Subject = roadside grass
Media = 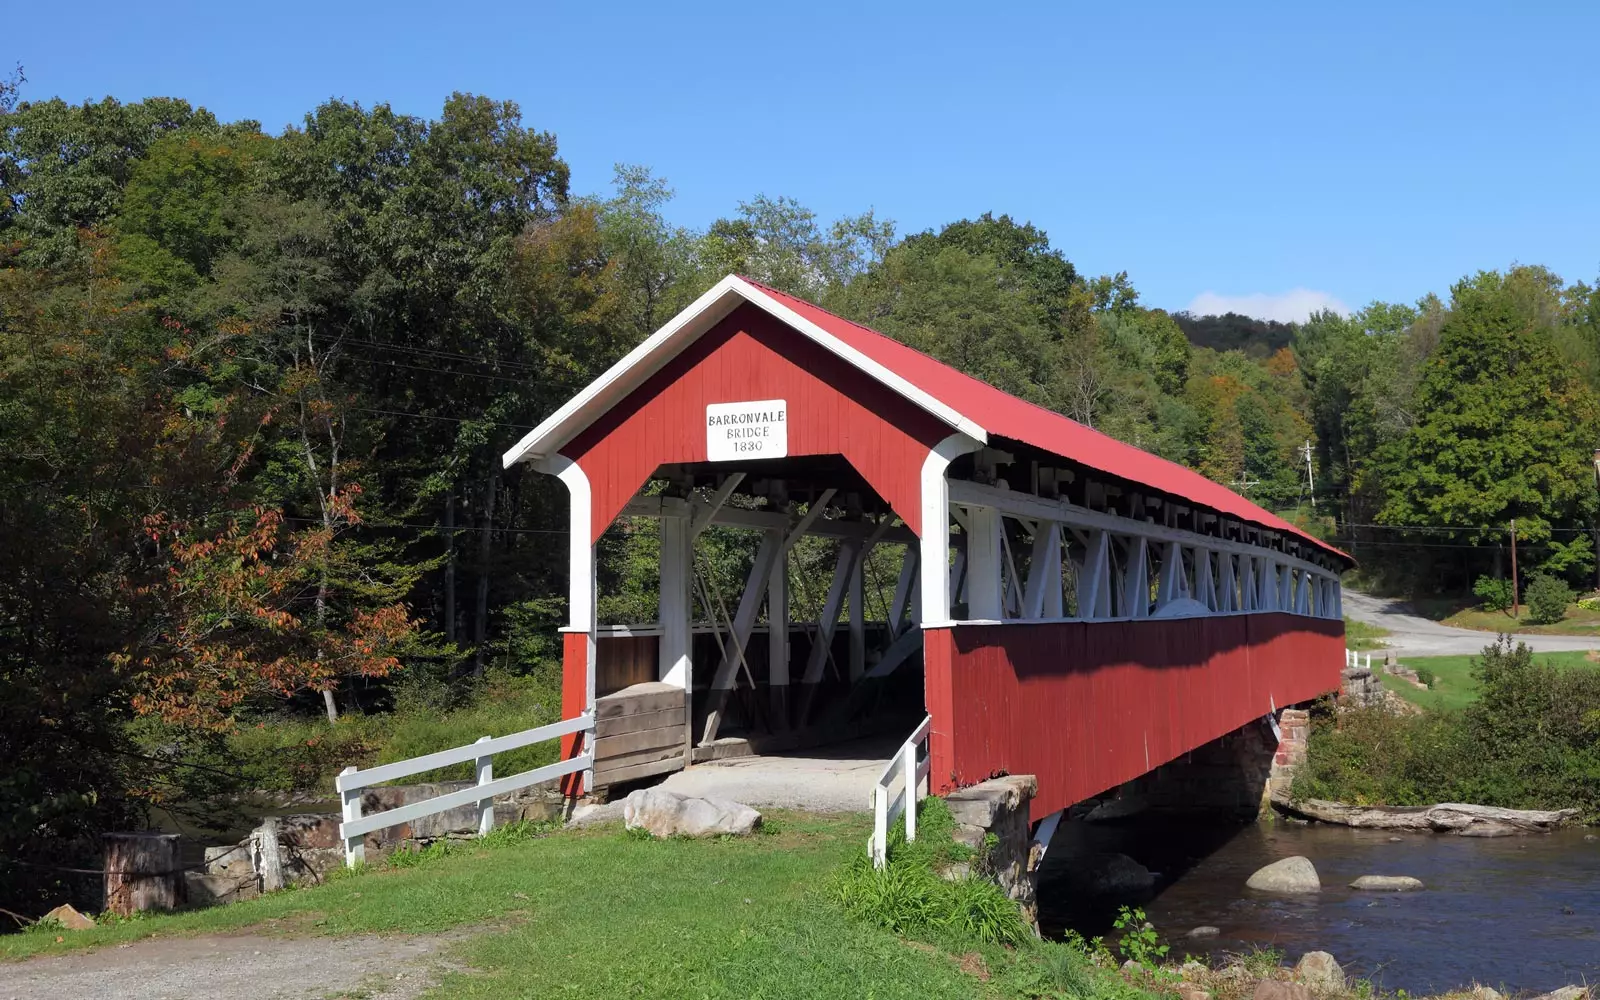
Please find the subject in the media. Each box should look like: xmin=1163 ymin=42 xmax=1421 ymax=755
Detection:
xmin=2 ymin=811 xmax=1149 ymax=1000
xmin=1407 ymin=596 xmax=1600 ymax=636
xmin=1381 ymin=650 xmax=1598 ymax=711
xmin=1343 ymin=617 xmax=1391 ymax=651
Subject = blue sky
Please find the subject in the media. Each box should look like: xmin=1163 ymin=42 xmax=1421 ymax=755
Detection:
xmin=11 ymin=1 xmax=1599 ymax=320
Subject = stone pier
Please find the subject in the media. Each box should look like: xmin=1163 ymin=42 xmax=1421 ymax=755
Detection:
xmin=943 ymin=775 xmax=1042 ymax=929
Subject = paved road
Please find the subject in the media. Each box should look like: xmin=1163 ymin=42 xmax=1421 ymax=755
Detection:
xmin=1342 ymin=590 xmax=1600 ymax=657
xmin=657 ymin=736 xmax=896 ymax=812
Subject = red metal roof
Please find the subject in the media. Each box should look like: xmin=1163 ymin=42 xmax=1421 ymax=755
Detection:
xmin=746 ymin=279 xmax=1350 ymax=565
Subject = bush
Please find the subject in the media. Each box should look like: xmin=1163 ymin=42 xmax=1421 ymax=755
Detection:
xmin=1525 ymin=574 xmax=1573 ymax=625
xmin=1473 ymin=575 xmax=1515 ymax=613
xmin=1294 ymin=637 xmax=1600 ymax=819
xmin=222 ymin=668 xmax=561 ymax=792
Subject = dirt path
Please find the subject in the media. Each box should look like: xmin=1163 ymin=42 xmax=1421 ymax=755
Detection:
xmin=1 ymin=931 xmax=462 ymax=1000
xmin=1343 ymin=590 xmax=1600 ymax=657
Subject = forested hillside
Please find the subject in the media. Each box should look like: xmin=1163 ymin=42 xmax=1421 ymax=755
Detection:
xmin=5 ymin=84 xmax=1600 ymax=906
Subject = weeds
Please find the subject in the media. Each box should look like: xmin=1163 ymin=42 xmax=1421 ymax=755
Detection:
xmin=828 ymin=797 xmax=1031 ymax=948
xmin=1112 ymin=906 xmax=1169 ymax=968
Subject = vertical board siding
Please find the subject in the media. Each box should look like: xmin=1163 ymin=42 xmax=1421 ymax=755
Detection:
xmin=561 ymin=303 xmax=954 ymax=541
xmin=559 ymin=630 xmax=589 ymax=796
xmin=924 ymin=614 xmax=1344 ymax=820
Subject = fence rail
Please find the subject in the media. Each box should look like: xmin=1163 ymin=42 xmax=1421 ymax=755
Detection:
xmin=335 ymin=713 xmax=594 ymax=866
xmin=869 ymin=714 xmax=932 ymax=869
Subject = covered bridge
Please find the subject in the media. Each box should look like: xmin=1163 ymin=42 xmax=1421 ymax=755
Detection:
xmin=501 ymin=274 xmax=1350 ymax=823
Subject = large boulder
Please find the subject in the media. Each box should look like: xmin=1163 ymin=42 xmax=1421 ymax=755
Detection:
xmin=622 ymin=788 xmax=761 ymax=838
xmin=1246 ymin=856 xmax=1320 ymax=893
xmin=1350 ymin=875 xmax=1424 ymax=891
xmin=1294 ymin=951 xmax=1345 ymax=990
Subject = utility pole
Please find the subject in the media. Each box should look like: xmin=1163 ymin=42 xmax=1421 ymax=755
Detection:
xmin=1229 ymin=474 xmax=1261 ymax=495
xmin=1300 ymin=440 xmax=1316 ymax=510
xmin=1510 ymin=519 xmax=1520 ymax=620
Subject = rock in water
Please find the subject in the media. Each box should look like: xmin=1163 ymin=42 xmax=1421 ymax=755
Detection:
xmin=622 ymin=788 xmax=761 ymax=838
xmin=41 ymin=903 xmax=95 ymax=930
xmin=1253 ymin=981 xmax=1312 ymax=1000
xmin=1246 ymin=856 xmax=1321 ymax=893
xmin=1294 ymin=951 xmax=1345 ymax=990
xmin=1187 ymin=925 xmax=1221 ymax=939
xmin=1350 ymin=875 xmax=1424 ymax=891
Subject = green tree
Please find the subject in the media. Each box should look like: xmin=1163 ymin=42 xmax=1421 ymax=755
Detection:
xmin=1372 ymin=270 xmax=1600 ymax=580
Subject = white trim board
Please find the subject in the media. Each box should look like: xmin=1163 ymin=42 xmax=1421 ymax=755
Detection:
xmin=501 ymin=275 xmax=988 ymax=469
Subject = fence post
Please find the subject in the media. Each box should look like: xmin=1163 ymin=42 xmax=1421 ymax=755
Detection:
xmin=873 ymin=786 xmax=889 ymax=869
xmin=340 ymin=766 xmax=365 ymax=868
xmin=902 ymin=739 xmax=919 ymax=843
xmin=475 ymin=735 xmax=495 ymax=836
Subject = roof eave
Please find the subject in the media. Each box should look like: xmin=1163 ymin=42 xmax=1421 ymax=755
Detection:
xmin=501 ymin=275 xmax=986 ymax=469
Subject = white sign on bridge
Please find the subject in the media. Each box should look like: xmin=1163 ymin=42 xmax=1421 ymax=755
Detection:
xmin=706 ymin=399 xmax=787 ymax=462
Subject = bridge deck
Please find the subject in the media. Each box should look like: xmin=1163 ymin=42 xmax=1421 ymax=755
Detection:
xmin=656 ymin=736 xmax=898 ymax=813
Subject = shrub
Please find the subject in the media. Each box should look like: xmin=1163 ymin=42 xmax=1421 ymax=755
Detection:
xmin=1414 ymin=666 xmax=1436 ymax=689
xmin=1473 ymin=575 xmax=1516 ymax=613
xmin=1294 ymin=637 xmax=1600 ymax=820
xmin=1524 ymin=574 xmax=1573 ymax=625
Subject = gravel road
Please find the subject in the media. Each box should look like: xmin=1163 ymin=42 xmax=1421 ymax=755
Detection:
xmin=2 ymin=931 xmax=458 ymax=1000
xmin=1342 ymin=589 xmax=1600 ymax=657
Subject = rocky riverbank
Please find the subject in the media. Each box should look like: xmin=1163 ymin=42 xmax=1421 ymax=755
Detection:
xmin=1275 ymin=799 xmax=1581 ymax=836
xmin=1137 ymin=949 xmax=1591 ymax=1000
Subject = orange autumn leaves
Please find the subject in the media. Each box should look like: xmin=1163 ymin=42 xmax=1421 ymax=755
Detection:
xmin=116 ymin=488 xmax=415 ymax=731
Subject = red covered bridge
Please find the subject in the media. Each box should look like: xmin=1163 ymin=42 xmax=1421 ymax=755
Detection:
xmin=501 ymin=275 xmax=1350 ymax=830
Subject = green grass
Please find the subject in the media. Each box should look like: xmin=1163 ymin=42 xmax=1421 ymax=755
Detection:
xmin=223 ymin=670 xmax=562 ymax=791
xmin=1381 ymin=650 xmax=1599 ymax=711
xmin=3 ymin=811 xmax=1148 ymax=1000
xmin=1343 ymin=617 xmax=1391 ymax=651
xmin=1413 ymin=598 xmax=1600 ymax=636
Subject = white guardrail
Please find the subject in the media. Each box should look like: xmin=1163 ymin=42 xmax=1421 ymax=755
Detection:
xmin=335 ymin=713 xmax=594 ymax=866
xmin=1345 ymin=649 xmax=1373 ymax=671
xmin=868 ymin=715 xmax=932 ymax=869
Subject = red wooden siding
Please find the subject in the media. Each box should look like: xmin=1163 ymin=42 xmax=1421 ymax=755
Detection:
xmin=561 ymin=303 xmax=954 ymax=541
xmin=923 ymin=614 xmax=1344 ymax=820
xmin=560 ymin=630 xmax=589 ymax=796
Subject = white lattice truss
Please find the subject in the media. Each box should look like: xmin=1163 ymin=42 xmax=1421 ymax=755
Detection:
xmin=940 ymin=479 xmax=1342 ymax=624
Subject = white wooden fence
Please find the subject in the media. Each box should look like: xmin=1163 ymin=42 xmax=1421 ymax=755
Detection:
xmin=868 ymin=714 xmax=932 ymax=869
xmin=1345 ymin=648 xmax=1373 ymax=671
xmin=335 ymin=713 xmax=594 ymax=866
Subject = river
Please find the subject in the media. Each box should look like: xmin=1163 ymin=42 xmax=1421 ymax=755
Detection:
xmin=1037 ymin=817 xmax=1600 ymax=994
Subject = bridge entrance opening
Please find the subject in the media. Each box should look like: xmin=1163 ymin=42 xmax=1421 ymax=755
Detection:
xmin=592 ymin=454 xmax=927 ymax=788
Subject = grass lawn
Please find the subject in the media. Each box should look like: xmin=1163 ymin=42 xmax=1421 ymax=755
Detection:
xmin=1343 ymin=617 xmax=1390 ymax=651
xmin=1429 ymin=601 xmax=1600 ymax=636
xmin=1 ymin=812 xmax=1141 ymax=1000
xmin=1381 ymin=650 xmax=1599 ymax=711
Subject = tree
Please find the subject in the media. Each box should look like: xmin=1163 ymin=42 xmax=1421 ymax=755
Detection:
xmin=0 ymin=93 xmax=240 ymax=263
xmin=1373 ymin=270 xmax=1600 ymax=573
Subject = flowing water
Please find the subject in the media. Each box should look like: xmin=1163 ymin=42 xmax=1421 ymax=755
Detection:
xmin=1038 ymin=818 xmax=1600 ymax=994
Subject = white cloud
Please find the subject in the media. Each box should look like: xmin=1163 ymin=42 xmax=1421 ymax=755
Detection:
xmin=1184 ymin=289 xmax=1350 ymax=324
